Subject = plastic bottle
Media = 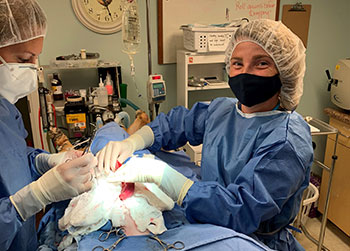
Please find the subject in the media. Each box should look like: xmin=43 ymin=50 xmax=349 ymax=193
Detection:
xmin=122 ymin=0 xmax=141 ymax=55
xmin=51 ymin=73 xmax=64 ymax=101
xmin=105 ymin=72 xmax=114 ymax=95
xmin=96 ymin=114 xmax=103 ymax=129
xmin=97 ymin=78 xmax=108 ymax=107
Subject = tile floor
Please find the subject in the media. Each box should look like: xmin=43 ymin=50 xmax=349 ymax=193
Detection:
xmin=295 ymin=217 xmax=350 ymax=250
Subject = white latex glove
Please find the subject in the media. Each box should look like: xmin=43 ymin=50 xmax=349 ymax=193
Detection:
xmin=35 ymin=150 xmax=83 ymax=175
xmin=10 ymin=153 xmax=97 ymax=221
xmin=107 ymin=157 xmax=194 ymax=205
xmin=97 ymin=139 xmax=134 ymax=175
xmin=97 ymin=126 xmax=154 ymax=174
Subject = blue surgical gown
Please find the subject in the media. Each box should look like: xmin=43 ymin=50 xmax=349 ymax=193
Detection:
xmin=0 ymin=97 xmax=45 ymax=251
xmin=148 ymin=98 xmax=313 ymax=251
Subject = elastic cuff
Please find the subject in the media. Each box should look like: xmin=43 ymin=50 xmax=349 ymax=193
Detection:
xmin=35 ymin=153 xmax=51 ymax=175
xmin=135 ymin=126 xmax=154 ymax=148
xmin=10 ymin=185 xmax=45 ymax=221
xmin=127 ymin=125 xmax=154 ymax=151
xmin=9 ymin=196 xmax=24 ymax=221
xmin=177 ymin=179 xmax=194 ymax=206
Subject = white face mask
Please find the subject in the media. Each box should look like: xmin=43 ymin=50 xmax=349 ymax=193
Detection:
xmin=0 ymin=56 xmax=38 ymax=104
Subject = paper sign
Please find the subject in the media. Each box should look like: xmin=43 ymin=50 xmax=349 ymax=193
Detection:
xmin=208 ymin=33 xmax=231 ymax=52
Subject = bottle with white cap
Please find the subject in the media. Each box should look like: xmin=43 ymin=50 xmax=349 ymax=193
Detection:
xmin=105 ymin=72 xmax=114 ymax=95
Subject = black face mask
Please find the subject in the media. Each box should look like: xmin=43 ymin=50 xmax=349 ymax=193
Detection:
xmin=228 ymin=73 xmax=282 ymax=107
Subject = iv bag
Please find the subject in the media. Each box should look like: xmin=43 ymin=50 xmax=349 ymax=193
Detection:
xmin=122 ymin=0 xmax=141 ymax=55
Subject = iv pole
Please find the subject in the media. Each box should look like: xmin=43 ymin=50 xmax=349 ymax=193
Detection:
xmin=145 ymin=0 xmax=157 ymax=121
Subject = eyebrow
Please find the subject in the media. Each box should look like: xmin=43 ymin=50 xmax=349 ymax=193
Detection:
xmin=19 ymin=51 xmax=37 ymax=57
xmin=231 ymin=54 xmax=272 ymax=61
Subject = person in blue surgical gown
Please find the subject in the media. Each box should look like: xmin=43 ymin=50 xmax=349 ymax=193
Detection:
xmin=97 ymin=19 xmax=313 ymax=251
xmin=0 ymin=1 xmax=96 ymax=250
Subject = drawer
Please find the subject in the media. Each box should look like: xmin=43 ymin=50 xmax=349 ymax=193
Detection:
xmin=328 ymin=117 xmax=350 ymax=148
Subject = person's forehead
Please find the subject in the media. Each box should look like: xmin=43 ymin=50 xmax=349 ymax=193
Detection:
xmin=0 ymin=37 xmax=44 ymax=56
xmin=232 ymin=41 xmax=270 ymax=57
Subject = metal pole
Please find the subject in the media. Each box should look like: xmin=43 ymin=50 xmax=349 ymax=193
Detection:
xmin=317 ymin=132 xmax=339 ymax=251
xmin=145 ymin=0 xmax=154 ymax=120
xmin=146 ymin=0 xmax=152 ymax=76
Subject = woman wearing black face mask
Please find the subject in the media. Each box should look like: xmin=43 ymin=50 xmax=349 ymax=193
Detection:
xmin=98 ymin=19 xmax=313 ymax=251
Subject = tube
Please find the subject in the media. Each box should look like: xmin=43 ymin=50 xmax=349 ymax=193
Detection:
xmin=119 ymin=98 xmax=139 ymax=111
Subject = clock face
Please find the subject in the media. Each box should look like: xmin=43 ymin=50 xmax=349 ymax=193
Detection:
xmin=72 ymin=0 xmax=123 ymax=34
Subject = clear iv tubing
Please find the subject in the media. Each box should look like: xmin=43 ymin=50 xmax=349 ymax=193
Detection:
xmin=128 ymin=54 xmax=143 ymax=98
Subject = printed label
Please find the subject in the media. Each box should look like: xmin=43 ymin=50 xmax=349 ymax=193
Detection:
xmin=66 ymin=113 xmax=86 ymax=129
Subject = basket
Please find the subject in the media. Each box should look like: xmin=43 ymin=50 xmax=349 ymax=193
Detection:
xmin=180 ymin=19 xmax=248 ymax=53
xmin=181 ymin=26 xmax=236 ymax=53
xmin=298 ymin=183 xmax=320 ymax=225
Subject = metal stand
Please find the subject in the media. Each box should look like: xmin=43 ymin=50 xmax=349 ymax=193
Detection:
xmin=302 ymin=117 xmax=338 ymax=251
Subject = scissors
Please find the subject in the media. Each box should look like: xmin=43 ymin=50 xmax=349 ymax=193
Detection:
xmin=92 ymin=228 xmax=126 ymax=251
xmin=82 ymin=124 xmax=98 ymax=155
xmin=98 ymin=227 xmax=124 ymax=242
xmin=149 ymin=235 xmax=185 ymax=251
xmin=91 ymin=237 xmax=125 ymax=251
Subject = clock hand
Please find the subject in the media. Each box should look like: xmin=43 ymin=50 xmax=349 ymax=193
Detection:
xmin=97 ymin=0 xmax=113 ymax=21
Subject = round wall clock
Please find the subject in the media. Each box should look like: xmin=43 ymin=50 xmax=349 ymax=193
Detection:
xmin=71 ymin=0 xmax=123 ymax=34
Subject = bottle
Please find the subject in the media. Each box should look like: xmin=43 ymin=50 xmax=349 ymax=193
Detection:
xmin=96 ymin=114 xmax=103 ymax=129
xmin=80 ymin=49 xmax=86 ymax=59
xmin=105 ymin=72 xmax=114 ymax=95
xmin=122 ymin=0 xmax=141 ymax=55
xmin=97 ymin=77 xmax=108 ymax=107
xmin=51 ymin=73 xmax=64 ymax=101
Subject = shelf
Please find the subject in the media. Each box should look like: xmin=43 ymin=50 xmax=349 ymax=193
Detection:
xmin=181 ymin=50 xmax=225 ymax=64
xmin=188 ymin=83 xmax=230 ymax=91
xmin=304 ymin=116 xmax=338 ymax=136
xmin=45 ymin=60 xmax=120 ymax=70
xmin=177 ymin=50 xmax=229 ymax=108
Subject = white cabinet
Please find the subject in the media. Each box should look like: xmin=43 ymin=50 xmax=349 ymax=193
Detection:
xmin=176 ymin=50 xmax=233 ymax=164
xmin=176 ymin=50 xmax=232 ymax=108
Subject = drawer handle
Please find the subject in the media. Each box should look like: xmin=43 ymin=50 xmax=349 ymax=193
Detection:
xmin=339 ymin=131 xmax=350 ymax=138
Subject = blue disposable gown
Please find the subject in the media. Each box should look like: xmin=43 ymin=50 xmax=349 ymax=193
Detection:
xmin=148 ymin=98 xmax=313 ymax=250
xmin=0 ymin=97 xmax=45 ymax=251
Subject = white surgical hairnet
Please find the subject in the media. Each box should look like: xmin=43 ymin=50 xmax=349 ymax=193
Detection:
xmin=225 ymin=19 xmax=306 ymax=111
xmin=0 ymin=0 xmax=47 ymax=49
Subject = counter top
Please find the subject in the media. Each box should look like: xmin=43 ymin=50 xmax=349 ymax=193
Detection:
xmin=324 ymin=107 xmax=350 ymax=125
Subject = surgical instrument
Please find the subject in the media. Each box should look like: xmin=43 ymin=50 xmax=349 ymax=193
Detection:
xmin=98 ymin=227 xmax=124 ymax=242
xmin=82 ymin=123 xmax=97 ymax=155
xmin=92 ymin=227 xmax=126 ymax=251
xmin=149 ymin=235 xmax=185 ymax=251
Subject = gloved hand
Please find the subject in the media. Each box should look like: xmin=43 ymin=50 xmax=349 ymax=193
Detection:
xmin=10 ymin=153 xmax=97 ymax=221
xmin=107 ymin=157 xmax=194 ymax=205
xmin=97 ymin=125 xmax=154 ymax=174
xmin=35 ymin=150 xmax=83 ymax=175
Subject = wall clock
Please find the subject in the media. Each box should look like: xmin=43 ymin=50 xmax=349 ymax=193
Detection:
xmin=71 ymin=0 xmax=123 ymax=34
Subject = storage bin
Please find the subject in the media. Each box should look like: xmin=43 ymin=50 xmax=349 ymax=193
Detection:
xmin=180 ymin=19 xmax=248 ymax=53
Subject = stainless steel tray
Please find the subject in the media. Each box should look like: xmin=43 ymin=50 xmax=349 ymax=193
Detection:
xmin=304 ymin=116 xmax=338 ymax=136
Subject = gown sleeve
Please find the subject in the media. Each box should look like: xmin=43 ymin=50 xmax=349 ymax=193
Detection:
xmin=27 ymin=146 xmax=48 ymax=180
xmin=148 ymin=102 xmax=210 ymax=152
xmin=181 ymin=140 xmax=311 ymax=234
xmin=0 ymin=198 xmax=24 ymax=250
xmin=0 ymin=98 xmax=47 ymax=250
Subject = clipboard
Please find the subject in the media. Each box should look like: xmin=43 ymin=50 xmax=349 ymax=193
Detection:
xmin=282 ymin=4 xmax=311 ymax=48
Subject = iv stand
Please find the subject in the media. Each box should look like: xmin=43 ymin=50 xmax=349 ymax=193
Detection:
xmin=145 ymin=0 xmax=155 ymax=121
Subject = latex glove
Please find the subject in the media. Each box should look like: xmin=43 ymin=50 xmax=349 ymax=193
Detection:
xmin=97 ymin=125 xmax=154 ymax=174
xmin=107 ymin=157 xmax=194 ymax=205
xmin=10 ymin=153 xmax=97 ymax=221
xmin=35 ymin=150 xmax=83 ymax=175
